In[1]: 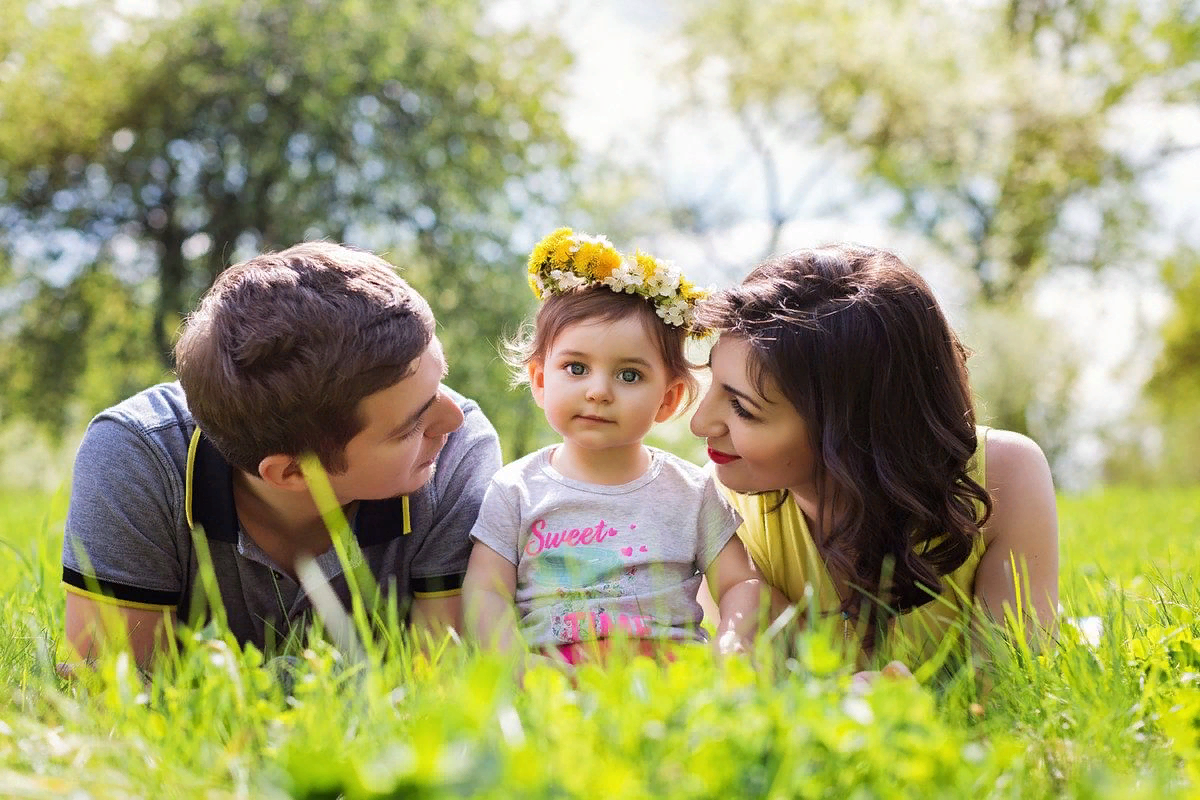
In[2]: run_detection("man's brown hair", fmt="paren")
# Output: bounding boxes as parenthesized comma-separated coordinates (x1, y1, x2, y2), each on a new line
(175, 242, 434, 474)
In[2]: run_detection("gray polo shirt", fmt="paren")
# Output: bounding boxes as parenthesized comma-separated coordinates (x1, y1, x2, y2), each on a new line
(62, 382, 501, 649)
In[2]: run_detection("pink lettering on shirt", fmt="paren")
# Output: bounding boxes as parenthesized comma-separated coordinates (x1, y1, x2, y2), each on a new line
(560, 611, 654, 643)
(525, 518, 620, 556)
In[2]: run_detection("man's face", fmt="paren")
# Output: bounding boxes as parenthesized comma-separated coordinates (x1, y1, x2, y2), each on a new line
(325, 336, 464, 503)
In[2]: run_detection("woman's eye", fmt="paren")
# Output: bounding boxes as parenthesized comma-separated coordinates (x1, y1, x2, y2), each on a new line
(730, 397, 756, 420)
(566, 363, 586, 376)
(617, 369, 640, 384)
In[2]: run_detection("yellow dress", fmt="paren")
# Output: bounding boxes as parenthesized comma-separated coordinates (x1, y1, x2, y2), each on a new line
(719, 428, 989, 668)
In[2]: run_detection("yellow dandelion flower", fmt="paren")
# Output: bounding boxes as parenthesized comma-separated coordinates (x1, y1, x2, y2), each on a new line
(572, 242, 595, 275)
(551, 238, 575, 269)
(528, 249, 547, 275)
(635, 252, 659, 280)
(574, 240, 619, 279)
(589, 246, 622, 279)
(529, 228, 572, 275)
(528, 275, 543, 300)
(680, 280, 707, 303)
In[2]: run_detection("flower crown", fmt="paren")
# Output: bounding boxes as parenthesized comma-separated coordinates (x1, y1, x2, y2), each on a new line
(527, 228, 708, 329)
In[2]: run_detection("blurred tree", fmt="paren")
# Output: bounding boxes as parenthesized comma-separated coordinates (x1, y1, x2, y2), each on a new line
(1140, 248, 1200, 482)
(672, 0, 1198, 481)
(0, 265, 164, 437)
(963, 300, 1081, 473)
(0, 0, 574, 456)
(678, 0, 1199, 301)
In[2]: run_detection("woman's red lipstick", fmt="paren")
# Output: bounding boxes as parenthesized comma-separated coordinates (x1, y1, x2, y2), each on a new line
(707, 447, 741, 465)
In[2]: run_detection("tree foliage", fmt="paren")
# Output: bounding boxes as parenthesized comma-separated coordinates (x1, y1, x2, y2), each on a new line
(0, 0, 574, 454)
(1139, 247, 1200, 482)
(1149, 250, 1200, 411)
(679, 0, 1200, 301)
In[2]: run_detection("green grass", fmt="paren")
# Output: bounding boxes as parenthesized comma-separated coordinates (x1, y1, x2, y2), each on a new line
(1, 485, 1198, 798)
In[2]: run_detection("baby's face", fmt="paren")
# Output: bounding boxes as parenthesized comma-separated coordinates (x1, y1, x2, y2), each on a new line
(530, 314, 683, 455)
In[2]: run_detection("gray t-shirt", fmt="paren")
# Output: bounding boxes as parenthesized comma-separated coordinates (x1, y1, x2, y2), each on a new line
(469, 446, 740, 648)
(62, 381, 501, 649)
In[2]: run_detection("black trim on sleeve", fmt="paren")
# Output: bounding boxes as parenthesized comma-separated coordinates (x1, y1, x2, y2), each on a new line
(62, 566, 180, 607)
(411, 572, 465, 595)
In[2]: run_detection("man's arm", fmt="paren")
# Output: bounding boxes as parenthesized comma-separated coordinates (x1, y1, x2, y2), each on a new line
(62, 414, 187, 671)
(64, 592, 177, 669)
(409, 392, 503, 636)
(409, 594, 462, 640)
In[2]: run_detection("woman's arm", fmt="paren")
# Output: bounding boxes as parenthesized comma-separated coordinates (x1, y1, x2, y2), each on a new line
(974, 429, 1060, 637)
(462, 542, 522, 652)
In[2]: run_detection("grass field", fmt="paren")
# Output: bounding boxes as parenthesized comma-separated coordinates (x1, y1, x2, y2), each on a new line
(1, 485, 1198, 798)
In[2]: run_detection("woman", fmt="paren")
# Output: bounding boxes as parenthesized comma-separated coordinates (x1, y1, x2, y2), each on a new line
(691, 244, 1058, 669)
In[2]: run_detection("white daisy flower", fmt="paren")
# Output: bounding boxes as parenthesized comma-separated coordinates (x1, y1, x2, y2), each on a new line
(647, 261, 682, 297)
(656, 299, 688, 327)
(571, 232, 614, 250)
(602, 260, 644, 294)
(549, 269, 588, 290)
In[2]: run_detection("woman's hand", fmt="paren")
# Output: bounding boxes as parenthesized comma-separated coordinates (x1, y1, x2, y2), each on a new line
(850, 659, 913, 691)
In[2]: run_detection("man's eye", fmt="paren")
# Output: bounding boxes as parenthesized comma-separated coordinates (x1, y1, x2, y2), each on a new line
(617, 369, 641, 384)
(566, 363, 586, 376)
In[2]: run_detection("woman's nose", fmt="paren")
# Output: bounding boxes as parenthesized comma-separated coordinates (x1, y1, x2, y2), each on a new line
(689, 387, 720, 437)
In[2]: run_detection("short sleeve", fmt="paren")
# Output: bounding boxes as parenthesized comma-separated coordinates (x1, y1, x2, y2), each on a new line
(467, 479, 522, 566)
(694, 474, 742, 571)
(62, 418, 186, 609)
(408, 394, 503, 595)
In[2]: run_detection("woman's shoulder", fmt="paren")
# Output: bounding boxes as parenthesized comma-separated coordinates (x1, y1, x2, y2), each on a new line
(982, 428, 1051, 484)
(979, 428, 1056, 546)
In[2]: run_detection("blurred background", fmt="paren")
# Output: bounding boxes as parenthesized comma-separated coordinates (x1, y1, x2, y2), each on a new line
(0, 0, 1196, 492)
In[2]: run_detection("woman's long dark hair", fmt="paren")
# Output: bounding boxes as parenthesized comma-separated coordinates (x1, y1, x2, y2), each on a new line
(695, 244, 992, 639)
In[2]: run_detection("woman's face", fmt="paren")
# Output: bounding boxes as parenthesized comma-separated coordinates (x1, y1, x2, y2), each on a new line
(690, 335, 818, 497)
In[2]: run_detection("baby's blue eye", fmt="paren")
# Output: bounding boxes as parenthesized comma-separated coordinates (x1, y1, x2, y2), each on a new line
(566, 363, 586, 376)
(617, 369, 641, 384)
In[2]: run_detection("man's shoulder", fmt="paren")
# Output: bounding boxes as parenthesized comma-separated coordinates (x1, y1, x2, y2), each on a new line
(421, 385, 503, 504)
(95, 382, 193, 435)
(81, 382, 195, 469)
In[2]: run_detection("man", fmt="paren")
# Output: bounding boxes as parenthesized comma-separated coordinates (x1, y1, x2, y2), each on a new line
(62, 242, 502, 665)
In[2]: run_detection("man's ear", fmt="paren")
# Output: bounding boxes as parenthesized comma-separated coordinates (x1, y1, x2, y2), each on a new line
(528, 360, 547, 409)
(655, 379, 686, 423)
(257, 454, 308, 492)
